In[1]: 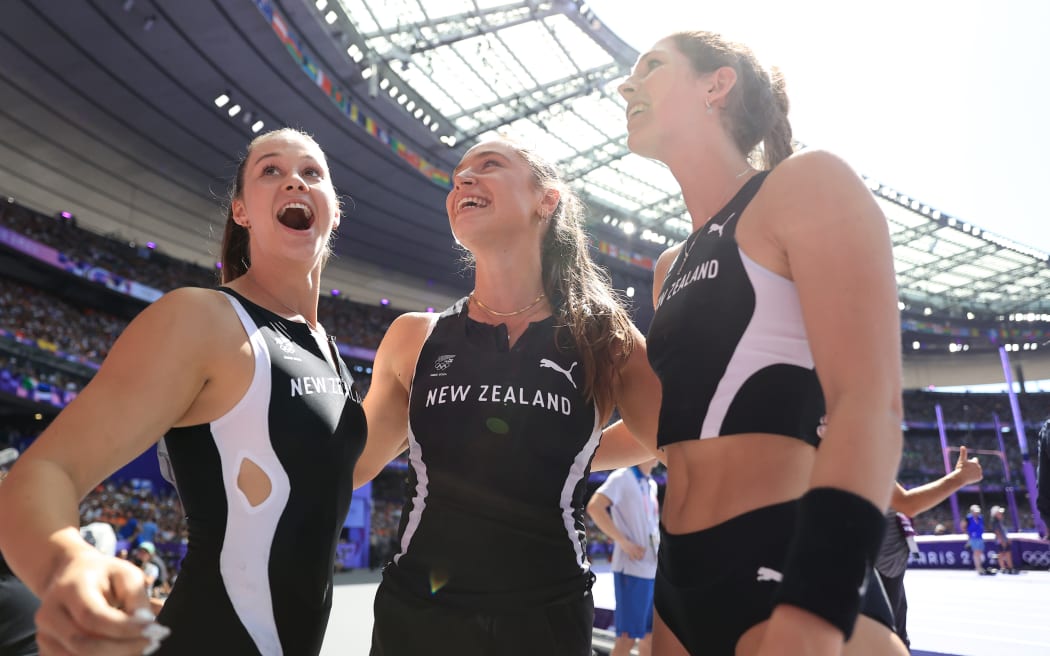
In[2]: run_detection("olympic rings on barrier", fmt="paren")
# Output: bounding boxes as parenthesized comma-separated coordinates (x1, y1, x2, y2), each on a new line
(1021, 550, 1050, 567)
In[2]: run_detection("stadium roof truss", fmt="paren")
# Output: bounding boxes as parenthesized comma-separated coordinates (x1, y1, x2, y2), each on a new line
(324, 0, 1050, 316)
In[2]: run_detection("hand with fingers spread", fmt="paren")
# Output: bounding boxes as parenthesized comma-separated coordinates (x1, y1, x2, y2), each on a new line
(34, 547, 170, 656)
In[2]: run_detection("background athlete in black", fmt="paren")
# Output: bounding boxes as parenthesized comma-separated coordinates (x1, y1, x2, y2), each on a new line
(355, 138, 662, 656)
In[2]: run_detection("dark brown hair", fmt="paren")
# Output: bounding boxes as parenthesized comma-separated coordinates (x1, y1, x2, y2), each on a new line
(219, 128, 337, 283)
(506, 140, 636, 417)
(671, 31, 793, 169)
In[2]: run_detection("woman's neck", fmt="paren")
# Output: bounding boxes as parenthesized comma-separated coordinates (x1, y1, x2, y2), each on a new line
(470, 247, 548, 320)
(663, 134, 753, 232)
(236, 266, 321, 327)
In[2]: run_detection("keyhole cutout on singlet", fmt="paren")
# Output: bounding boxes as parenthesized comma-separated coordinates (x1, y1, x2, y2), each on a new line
(237, 458, 272, 508)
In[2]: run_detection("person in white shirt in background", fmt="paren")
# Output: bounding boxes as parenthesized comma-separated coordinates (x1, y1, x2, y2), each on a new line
(588, 458, 660, 656)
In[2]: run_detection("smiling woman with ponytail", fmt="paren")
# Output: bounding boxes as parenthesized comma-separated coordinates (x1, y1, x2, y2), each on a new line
(0, 128, 366, 656)
(354, 136, 663, 656)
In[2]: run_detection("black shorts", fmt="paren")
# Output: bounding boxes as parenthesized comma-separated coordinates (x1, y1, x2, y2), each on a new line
(370, 578, 594, 656)
(654, 499, 894, 655)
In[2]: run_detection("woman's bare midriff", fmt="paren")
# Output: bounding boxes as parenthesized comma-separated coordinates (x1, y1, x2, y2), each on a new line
(660, 433, 816, 535)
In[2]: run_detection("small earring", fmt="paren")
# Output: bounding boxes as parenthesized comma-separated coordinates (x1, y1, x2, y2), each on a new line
(705, 98, 713, 115)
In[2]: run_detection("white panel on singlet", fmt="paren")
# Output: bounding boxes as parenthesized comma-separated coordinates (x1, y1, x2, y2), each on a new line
(699, 248, 816, 439)
(559, 405, 603, 572)
(211, 294, 290, 656)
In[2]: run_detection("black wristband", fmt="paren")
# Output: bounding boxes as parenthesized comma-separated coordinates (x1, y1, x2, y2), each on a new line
(771, 487, 886, 640)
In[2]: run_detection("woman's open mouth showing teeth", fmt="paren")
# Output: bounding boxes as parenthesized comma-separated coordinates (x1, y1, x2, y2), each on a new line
(457, 196, 490, 212)
(277, 202, 314, 230)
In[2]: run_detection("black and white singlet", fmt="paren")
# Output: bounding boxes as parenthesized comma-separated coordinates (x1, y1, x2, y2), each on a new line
(381, 297, 602, 610)
(647, 172, 825, 449)
(156, 289, 366, 656)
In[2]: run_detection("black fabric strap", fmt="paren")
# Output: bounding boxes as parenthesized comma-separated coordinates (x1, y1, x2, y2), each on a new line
(771, 487, 886, 639)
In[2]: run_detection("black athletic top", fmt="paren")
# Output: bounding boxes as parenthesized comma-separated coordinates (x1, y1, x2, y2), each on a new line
(647, 172, 825, 448)
(382, 297, 601, 610)
(0, 551, 40, 656)
(155, 289, 366, 656)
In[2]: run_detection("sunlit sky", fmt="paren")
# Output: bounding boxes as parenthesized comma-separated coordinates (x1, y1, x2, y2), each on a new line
(591, 0, 1050, 253)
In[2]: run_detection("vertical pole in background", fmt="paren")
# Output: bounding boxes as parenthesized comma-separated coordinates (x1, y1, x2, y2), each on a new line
(999, 347, 1044, 533)
(993, 412, 1021, 532)
(936, 403, 961, 532)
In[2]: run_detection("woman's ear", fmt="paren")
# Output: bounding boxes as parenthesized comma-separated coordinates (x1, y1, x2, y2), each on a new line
(232, 198, 249, 228)
(540, 188, 561, 220)
(707, 65, 739, 109)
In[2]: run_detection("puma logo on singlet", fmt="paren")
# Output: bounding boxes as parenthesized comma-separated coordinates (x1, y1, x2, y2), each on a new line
(756, 566, 783, 583)
(707, 212, 736, 237)
(539, 359, 578, 389)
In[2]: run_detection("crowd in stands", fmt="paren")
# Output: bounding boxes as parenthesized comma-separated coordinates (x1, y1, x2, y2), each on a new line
(2, 204, 406, 350)
(2, 204, 215, 291)
(0, 278, 127, 362)
(0, 353, 83, 400)
(903, 389, 1050, 426)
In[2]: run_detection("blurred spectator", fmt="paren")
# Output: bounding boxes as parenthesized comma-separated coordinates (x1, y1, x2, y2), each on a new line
(988, 506, 1016, 573)
(134, 542, 163, 597)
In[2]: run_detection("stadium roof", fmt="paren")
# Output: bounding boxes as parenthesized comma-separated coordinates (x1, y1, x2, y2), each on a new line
(326, 0, 1050, 316)
(0, 0, 1047, 318)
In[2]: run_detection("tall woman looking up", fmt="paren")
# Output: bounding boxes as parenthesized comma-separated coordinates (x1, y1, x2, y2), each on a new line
(619, 31, 907, 655)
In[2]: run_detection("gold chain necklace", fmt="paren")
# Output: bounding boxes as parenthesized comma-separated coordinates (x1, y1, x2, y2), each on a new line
(469, 290, 546, 317)
(677, 165, 754, 275)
